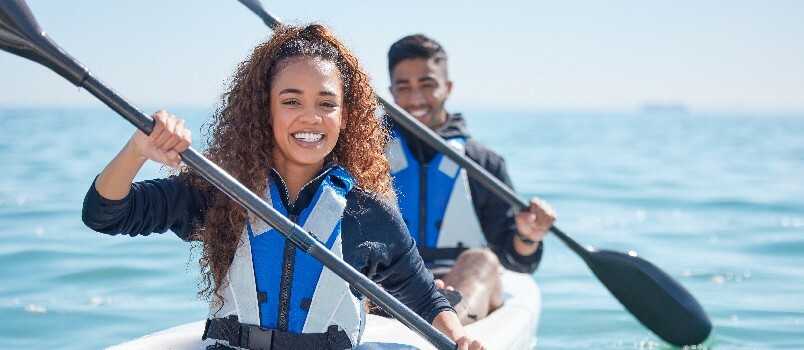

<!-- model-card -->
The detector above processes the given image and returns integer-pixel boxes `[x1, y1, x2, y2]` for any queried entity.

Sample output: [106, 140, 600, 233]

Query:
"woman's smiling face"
[269, 56, 345, 171]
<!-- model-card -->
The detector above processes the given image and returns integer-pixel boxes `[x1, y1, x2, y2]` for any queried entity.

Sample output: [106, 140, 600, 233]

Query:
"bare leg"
[441, 248, 504, 325]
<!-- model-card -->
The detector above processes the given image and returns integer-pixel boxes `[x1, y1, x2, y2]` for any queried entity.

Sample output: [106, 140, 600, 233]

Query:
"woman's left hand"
[454, 335, 485, 350]
[432, 311, 485, 350]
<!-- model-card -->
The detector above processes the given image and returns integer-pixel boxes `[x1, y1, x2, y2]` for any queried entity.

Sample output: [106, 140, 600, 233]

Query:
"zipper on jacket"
[271, 166, 334, 329]
[277, 213, 299, 331]
[419, 162, 428, 246]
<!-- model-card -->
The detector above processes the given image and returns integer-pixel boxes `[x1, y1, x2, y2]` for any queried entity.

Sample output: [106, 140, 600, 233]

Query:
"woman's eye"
[321, 101, 338, 108]
[282, 99, 300, 106]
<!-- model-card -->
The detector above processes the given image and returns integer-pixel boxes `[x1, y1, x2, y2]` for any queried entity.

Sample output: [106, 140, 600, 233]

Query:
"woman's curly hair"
[181, 24, 391, 301]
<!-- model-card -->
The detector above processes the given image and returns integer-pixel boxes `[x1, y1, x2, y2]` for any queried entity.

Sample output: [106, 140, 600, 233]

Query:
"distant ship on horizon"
[640, 103, 689, 114]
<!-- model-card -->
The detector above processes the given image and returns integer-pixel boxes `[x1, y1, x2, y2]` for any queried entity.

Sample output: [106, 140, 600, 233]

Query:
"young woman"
[82, 24, 483, 350]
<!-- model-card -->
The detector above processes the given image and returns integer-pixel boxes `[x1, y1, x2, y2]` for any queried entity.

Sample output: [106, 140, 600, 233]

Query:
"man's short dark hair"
[388, 34, 448, 73]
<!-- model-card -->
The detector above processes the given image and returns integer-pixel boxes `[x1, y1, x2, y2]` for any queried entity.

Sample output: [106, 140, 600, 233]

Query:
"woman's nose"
[299, 106, 323, 123]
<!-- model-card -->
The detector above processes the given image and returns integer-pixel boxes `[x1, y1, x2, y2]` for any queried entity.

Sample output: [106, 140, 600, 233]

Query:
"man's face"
[389, 58, 453, 130]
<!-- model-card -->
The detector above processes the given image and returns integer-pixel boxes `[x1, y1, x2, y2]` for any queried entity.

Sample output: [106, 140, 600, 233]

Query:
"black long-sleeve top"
[393, 113, 544, 274]
[81, 164, 453, 323]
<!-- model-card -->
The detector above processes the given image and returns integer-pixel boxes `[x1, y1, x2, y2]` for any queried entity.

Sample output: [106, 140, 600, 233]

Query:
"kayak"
[107, 269, 540, 350]
[357, 270, 540, 350]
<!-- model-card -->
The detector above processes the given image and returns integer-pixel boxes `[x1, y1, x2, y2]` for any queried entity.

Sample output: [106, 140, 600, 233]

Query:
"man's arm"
[465, 140, 546, 273]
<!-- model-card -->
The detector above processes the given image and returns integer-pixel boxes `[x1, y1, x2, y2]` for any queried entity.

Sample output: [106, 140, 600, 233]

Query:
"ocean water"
[1, 108, 802, 349]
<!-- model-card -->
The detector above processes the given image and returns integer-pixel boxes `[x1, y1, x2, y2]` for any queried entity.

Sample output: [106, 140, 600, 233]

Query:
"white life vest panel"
[387, 129, 486, 262]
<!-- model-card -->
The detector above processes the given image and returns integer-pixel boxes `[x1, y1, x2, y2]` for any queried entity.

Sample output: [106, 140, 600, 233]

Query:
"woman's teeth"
[293, 132, 323, 142]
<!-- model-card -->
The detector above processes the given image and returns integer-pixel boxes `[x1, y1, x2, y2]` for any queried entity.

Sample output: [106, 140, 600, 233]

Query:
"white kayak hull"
[108, 270, 540, 350]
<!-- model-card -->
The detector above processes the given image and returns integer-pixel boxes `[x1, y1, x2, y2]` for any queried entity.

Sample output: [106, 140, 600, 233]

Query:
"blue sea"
[1, 108, 802, 349]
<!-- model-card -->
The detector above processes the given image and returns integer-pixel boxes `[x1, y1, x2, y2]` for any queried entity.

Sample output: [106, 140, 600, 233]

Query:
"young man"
[386, 34, 556, 325]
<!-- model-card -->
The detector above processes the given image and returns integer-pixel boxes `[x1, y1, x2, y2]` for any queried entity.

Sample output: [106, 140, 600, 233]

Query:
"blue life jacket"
[206, 166, 363, 349]
[387, 128, 486, 261]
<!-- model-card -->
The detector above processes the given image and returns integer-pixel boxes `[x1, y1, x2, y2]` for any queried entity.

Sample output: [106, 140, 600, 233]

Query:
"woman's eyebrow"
[278, 88, 303, 95]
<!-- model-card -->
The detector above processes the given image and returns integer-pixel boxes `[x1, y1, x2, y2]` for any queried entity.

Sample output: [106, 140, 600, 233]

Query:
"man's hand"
[514, 197, 556, 246]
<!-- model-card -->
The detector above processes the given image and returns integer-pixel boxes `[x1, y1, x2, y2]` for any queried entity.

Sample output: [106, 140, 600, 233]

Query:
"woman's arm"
[344, 192, 484, 349]
[95, 110, 191, 199]
[82, 110, 203, 240]
[432, 311, 484, 350]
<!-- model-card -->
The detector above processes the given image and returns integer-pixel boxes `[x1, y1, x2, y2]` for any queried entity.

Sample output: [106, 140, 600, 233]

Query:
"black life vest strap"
[417, 246, 468, 261]
[203, 316, 351, 350]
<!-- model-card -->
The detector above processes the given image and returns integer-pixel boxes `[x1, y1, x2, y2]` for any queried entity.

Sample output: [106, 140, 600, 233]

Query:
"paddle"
[235, 0, 712, 346]
[0, 2, 456, 349]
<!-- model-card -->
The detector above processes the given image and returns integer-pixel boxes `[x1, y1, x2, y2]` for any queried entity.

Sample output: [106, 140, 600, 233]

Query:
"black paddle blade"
[587, 249, 712, 346]
[0, 0, 87, 85]
[237, 0, 281, 29]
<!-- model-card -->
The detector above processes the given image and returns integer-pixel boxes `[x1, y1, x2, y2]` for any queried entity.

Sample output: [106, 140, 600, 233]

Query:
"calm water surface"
[1, 109, 802, 349]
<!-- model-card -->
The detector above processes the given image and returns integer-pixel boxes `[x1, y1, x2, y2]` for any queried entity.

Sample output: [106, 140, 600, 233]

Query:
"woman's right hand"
[95, 110, 192, 200]
[130, 109, 192, 167]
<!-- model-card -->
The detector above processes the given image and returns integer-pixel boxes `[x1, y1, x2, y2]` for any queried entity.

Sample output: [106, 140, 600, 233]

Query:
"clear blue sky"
[1, 0, 802, 114]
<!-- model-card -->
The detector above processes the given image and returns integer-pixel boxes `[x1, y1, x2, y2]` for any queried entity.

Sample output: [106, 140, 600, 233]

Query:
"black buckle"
[242, 324, 274, 350]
